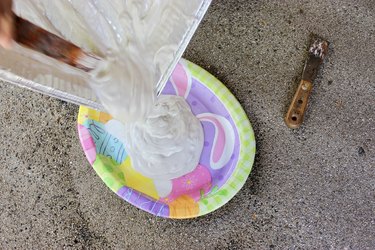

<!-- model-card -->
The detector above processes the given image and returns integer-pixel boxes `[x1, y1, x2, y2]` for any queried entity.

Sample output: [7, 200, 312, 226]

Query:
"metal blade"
[302, 39, 329, 82]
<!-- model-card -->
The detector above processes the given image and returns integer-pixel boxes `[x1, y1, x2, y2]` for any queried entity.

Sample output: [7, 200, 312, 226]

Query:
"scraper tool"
[285, 37, 329, 129]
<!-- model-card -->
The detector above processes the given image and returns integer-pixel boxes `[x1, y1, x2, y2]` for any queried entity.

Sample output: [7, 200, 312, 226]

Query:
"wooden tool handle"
[13, 15, 98, 72]
[285, 80, 313, 129]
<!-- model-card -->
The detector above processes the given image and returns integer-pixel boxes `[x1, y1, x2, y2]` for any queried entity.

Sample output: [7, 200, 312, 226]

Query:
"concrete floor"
[1, 0, 374, 249]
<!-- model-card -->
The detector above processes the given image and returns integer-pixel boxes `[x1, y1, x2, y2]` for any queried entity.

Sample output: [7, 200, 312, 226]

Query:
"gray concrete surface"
[1, 0, 374, 249]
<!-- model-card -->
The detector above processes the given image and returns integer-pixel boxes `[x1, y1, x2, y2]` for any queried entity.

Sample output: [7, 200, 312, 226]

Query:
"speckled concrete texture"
[1, 0, 374, 249]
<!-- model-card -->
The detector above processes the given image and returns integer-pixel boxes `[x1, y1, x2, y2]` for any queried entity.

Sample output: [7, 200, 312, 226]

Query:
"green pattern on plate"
[93, 154, 127, 192]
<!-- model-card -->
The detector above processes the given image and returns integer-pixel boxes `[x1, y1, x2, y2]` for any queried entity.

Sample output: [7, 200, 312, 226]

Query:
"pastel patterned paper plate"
[77, 59, 256, 219]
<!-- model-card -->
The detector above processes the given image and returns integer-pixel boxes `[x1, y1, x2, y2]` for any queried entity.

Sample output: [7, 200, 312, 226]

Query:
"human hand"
[0, 0, 14, 49]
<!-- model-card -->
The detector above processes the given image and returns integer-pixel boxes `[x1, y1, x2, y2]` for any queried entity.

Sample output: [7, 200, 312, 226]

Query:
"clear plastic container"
[0, 1, 211, 111]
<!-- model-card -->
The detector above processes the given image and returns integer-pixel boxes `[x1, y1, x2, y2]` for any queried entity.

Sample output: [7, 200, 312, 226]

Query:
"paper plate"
[77, 59, 256, 219]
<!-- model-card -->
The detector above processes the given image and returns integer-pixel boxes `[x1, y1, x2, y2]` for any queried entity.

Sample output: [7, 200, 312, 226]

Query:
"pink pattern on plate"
[78, 124, 96, 164]
[200, 115, 225, 163]
[197, 113, 235, 170]
[166, 164, 211, 202]
[170, 62, 192, 99]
